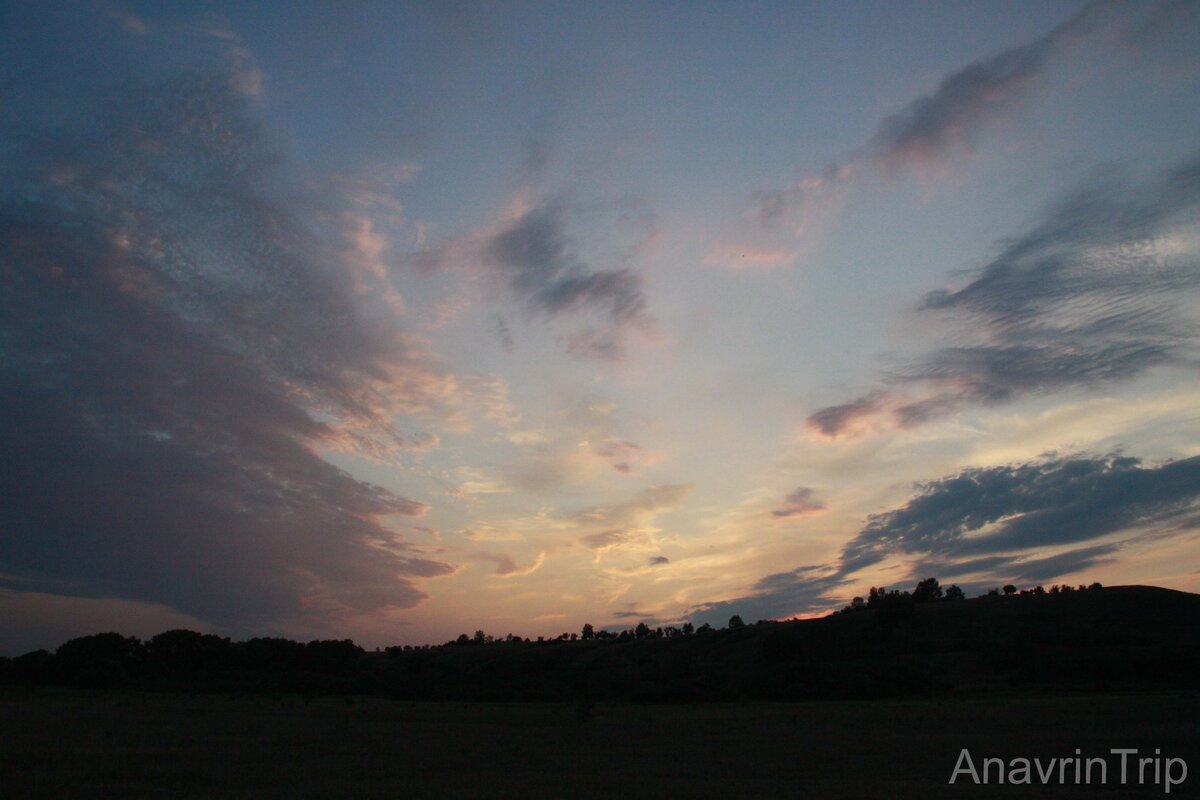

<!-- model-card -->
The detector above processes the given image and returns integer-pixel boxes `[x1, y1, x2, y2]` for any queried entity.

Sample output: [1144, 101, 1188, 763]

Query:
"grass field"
[1, 690, 1196, 798]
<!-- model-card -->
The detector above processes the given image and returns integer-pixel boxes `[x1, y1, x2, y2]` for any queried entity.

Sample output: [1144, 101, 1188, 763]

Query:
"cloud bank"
[0, 74, 472, 633]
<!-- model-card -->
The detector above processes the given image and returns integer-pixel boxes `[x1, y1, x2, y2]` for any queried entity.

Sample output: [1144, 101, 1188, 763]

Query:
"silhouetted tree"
[303, 640, 363, 674]
[10, 650, 55, 685]
[681, 622, 695, 636]
[728, 615, 745, 629]
[147, 629, 230, 680]
[944, 585, 965, 601]
[55, 633, 142, 688]
[1003, 584, 1017, 595]
[581, 623, 594, 640]
[912, 577, 943, 603]
[696, 623, 713, 634]
[634, 622, 650, 639]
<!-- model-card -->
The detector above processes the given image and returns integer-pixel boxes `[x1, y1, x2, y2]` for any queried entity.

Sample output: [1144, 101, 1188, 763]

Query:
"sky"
[2, 0, 1199, 654]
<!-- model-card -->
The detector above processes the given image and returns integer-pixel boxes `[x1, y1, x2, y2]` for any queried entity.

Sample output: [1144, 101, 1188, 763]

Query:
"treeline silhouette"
[3, 581, 1198, 702]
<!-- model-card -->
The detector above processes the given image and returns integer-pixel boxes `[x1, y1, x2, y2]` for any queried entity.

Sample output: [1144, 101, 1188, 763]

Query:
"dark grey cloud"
[648, 555, 670, 566]
[693, 453, 1200, 622]
[808, 154, 1200, 435]
[804, 393, 886, 438]
[484, 201, 650, 359]
[415, 197, 654, 360]
[771, 487, 828, 518]
[862, 0, 1121, 171]
[0, 74, 456, 635]
[908, 156, 1200, 398]
[610, 610, 648, 620]
[1006, 545, 1119, 584]
[842, 454, 1200, 570]
[691, 566, 845, 625]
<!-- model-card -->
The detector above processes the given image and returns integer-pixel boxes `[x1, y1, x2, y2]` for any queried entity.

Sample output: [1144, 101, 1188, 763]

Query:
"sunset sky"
[3, 0, 1200, 653]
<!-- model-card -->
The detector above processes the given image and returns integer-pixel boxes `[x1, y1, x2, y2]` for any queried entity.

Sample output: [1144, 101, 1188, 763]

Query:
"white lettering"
[1165, 758, 1187, 794]
[1034, 757, 1057, 784]
[1113, 748, 1138, 783]
[949, 749, 979, 785]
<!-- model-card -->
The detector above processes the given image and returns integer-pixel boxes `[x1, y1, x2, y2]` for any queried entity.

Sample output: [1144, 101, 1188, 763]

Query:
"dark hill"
[391, 585, 1200, 701]
[4, 586, 1199, 701]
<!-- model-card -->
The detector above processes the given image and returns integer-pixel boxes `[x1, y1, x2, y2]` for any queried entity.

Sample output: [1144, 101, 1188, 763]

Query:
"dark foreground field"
[2, 690, 1196, 799]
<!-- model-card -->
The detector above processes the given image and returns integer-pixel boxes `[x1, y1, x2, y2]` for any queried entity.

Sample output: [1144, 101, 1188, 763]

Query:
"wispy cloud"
[723, 0, 1184, 261]
[573, 483, 693, 556]
[103, 4, 150, 35]
[860, 1, 1122, 174]
[592, 438, 660, 474]
[770, 487, 828, 519]
[415, 198, 657, 360]
[807, 154, 1200, 436]
[469, 551, 546, 578]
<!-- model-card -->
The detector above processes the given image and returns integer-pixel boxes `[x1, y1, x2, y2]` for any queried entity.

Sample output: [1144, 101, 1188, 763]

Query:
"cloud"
[711, 165, 852, 269]
[704, 244, 802, 270]
[582, 529, 642, 550]
[805, 392, 889, 438]
[808, 154, 1200, 436]
[860, 0, 1122, 173]
[733, 1, 1187, 254]
[770, 487, 828, 518]
[648, 555, 670, 566]
[1006, 545, 1119, 584]
[573, 483, 693, 556]
[572, 483, 694, 529]
[692, 453, 1200, 622]
[840, 454, 1200, 571]
[691, 566, 845, 625]
[103, 4, 149, 35]
[469, 551, 546, 578]
[0, 74, 486, 634]
[416, 198, 656, 360]
[592, 438, 660, 474]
